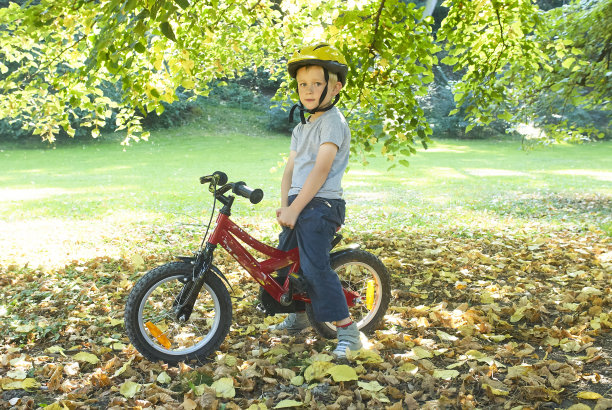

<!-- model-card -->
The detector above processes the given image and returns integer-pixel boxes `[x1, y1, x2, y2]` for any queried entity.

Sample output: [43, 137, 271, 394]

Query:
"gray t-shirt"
[289, 107, 351, 199]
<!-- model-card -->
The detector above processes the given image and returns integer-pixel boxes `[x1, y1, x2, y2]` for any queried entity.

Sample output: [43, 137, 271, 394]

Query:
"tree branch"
[368, 0, 386, 55]
[495, 7, 507, 49]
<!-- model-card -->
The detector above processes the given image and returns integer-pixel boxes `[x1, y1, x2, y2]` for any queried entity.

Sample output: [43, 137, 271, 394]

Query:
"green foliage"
[0, 0, 609, 157]
[438, 0, 611, 142]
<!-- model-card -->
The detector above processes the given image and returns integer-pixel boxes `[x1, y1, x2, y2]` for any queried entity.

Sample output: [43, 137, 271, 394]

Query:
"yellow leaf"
[358, 380, 384, 392]
[130, 253, 145, 270]
[483, 383, 509, 396]
[45, 346, 67, 357]
[328, 364, 358, 382]
[274, 399, 304, 408]
[14, 323, 35, 333]
[73, 352, 100, 365]
[346, 349, 384, 364]
[275, 368, 296, 380]
[119, 380, 141, 398]
[211, 377, 235, 398]
[567, 405, 593, 410]
[507, 365, 531, 378]
[436, 330, 458, 342]
[433, 369, 460, 380]
[113, 358, 133, 377]
[399, 362, 419, 374]
[576, 391, 602, 400]
[290, 375, 304, 386]
[157, 371, 171, 384]
[304, 361, 334, 382]
[220, 354, 238, 367]
[510, 306, 526, 323]
[247, 404, 268, 410]
[21, 378, 41, 390]
[42, 402, 69, 410]
[411, 346, 433, 359]
[309, 353, 333, 362]
[480, 291, 495, 304]
[265, 347, 289, 357]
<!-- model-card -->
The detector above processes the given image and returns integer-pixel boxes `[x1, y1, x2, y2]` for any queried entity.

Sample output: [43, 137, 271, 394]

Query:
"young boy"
[273, 43, 361, 359]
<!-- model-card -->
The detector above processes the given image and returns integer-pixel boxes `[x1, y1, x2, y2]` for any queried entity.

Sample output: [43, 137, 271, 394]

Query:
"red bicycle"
[124, 172, 391, 364]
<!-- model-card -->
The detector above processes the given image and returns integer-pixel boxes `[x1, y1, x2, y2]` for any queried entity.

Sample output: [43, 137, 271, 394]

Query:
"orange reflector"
[145, 321, 171, 349]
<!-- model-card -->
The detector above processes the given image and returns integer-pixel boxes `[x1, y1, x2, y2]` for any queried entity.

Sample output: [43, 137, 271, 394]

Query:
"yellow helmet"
[287, 43, 348, 85]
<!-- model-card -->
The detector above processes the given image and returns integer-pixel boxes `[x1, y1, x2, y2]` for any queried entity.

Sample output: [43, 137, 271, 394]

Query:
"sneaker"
[271, 312, 310, 334]
[333, 322, 363, 359]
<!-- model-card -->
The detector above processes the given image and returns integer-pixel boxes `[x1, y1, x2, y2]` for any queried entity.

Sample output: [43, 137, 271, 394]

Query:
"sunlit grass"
[0, 113, 610, 267]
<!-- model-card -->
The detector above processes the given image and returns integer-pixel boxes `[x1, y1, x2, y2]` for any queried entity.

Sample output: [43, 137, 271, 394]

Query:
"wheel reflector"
[366, 280, 375, 310]
[145, 321, 171, 349]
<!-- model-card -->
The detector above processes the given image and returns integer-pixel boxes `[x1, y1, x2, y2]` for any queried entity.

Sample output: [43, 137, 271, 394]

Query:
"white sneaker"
[270, 312, 310, 334]
[333, 323, 362, 359]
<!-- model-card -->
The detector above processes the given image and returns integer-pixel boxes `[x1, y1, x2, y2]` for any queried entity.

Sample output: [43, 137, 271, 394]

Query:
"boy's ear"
[333, 80, 343, 94]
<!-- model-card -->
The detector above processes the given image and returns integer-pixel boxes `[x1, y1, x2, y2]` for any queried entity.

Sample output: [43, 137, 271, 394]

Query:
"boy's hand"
[276, 206, 299, 229]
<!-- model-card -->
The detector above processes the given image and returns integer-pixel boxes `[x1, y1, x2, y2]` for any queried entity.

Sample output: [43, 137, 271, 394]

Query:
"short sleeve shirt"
[289, 107, 351, 199]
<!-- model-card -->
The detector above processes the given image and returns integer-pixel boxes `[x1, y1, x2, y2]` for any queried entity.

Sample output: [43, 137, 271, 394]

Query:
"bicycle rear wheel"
[307, 249, 391, 339]
[124, 262, 232, 365]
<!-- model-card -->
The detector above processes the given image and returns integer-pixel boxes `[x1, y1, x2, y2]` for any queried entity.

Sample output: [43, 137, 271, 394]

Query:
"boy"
[273, 43, 361, 359]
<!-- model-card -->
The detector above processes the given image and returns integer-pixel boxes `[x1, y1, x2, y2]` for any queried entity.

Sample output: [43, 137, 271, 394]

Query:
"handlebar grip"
[200, 171, 228, 186]
[233, 182, 264, 204]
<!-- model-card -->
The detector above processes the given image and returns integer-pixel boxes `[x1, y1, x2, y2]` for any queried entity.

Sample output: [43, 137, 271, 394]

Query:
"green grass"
[1, 110, 610, 266]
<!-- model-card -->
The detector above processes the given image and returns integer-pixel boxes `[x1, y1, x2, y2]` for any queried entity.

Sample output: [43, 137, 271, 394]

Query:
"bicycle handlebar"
[233, 182, 264, 204]
[199, 171, 264, 205]
[200, 171, 228, 186]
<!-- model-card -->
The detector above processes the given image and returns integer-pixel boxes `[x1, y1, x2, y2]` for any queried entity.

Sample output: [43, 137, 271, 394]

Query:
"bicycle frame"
[207, 212, 359, 307]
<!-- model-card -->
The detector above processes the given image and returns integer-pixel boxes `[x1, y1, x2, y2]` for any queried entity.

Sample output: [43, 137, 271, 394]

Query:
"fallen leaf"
[274, 399, 304, 408]
[304, 361, 334, 383]
[211, 377, 235, 398]
[328, 364, 358, 382]
[433, 369, 460, 380]
[483, 383, 509, 396]
[119, 380, 141, 398]
[358, 380, 384, 392]
[157, 371, 171, 384]
[576, 391, 602, 400]
[73, 352, 99, 365]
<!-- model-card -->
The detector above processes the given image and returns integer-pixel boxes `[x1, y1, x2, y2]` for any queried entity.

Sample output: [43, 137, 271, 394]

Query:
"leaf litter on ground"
[0, 221, 611, 409]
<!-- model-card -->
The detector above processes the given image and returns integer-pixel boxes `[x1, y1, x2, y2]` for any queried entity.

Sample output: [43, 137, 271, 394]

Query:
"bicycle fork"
[173, 244, 216, 322]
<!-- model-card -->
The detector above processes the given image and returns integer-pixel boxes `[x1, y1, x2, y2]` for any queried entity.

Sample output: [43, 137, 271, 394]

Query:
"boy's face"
[296, 66, 342, 112]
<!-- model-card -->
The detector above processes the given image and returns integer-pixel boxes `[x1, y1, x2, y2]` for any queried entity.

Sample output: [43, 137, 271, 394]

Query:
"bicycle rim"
[137, 275, 222, 356]
[337, 261, 384, 330]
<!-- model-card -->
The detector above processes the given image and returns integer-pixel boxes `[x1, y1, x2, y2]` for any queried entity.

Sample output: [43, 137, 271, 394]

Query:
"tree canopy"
[0, 0, 610, 161]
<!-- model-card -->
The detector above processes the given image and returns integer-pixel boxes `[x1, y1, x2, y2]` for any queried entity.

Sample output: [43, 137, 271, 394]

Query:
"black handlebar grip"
[200, 171, 228, 185]
[213, 171, 228, 185]
[233, 182, 264, 204]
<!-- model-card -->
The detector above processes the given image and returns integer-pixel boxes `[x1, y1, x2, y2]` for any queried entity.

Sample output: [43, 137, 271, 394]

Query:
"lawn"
[0, 116, 611, 409]
[0, 117, 610, 267]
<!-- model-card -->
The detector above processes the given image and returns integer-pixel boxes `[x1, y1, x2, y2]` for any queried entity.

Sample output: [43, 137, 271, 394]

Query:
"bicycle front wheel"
[307, 249, 391, 339]
[124, 262, 232, 365]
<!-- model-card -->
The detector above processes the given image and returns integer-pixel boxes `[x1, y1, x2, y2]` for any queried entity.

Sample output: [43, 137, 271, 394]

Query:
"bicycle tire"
[124, 262, 232, 365]
[306, 249, 391, 339]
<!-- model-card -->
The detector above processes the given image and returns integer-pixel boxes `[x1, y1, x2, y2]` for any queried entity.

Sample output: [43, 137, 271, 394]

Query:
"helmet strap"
[288, 68, 340, 124]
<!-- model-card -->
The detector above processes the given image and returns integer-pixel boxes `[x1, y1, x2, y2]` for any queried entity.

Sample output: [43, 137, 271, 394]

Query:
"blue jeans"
[278, 196, 349, 322]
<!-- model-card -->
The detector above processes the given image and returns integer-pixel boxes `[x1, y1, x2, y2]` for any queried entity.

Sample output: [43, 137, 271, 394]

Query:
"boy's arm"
[280, 151, 297, 208]
[277, 142, 338, 229]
